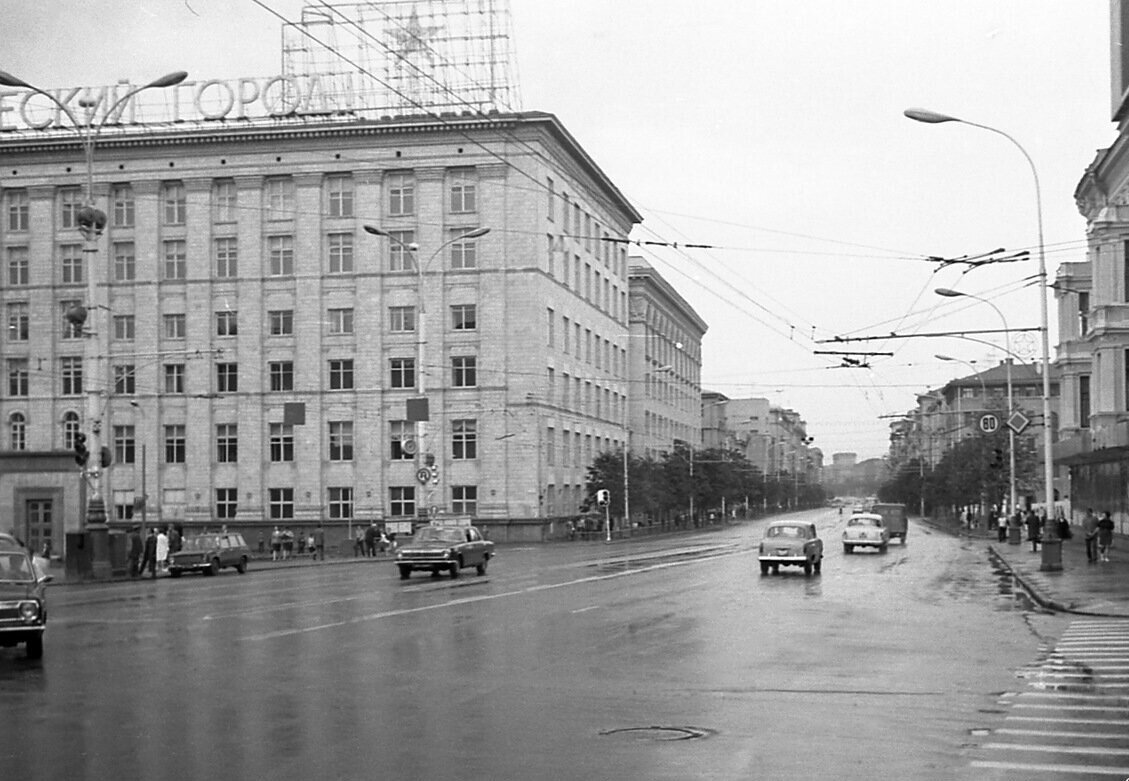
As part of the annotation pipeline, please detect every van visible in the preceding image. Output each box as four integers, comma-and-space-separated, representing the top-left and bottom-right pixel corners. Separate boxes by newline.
871, 503, 908, 543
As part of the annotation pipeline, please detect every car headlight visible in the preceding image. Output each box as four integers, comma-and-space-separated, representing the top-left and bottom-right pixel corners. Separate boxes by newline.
18, 601, 40, 623
441, 549, 452, 559
395, 551, 403, 560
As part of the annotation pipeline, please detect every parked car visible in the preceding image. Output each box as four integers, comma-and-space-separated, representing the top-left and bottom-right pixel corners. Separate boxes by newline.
0, 536, 51, 659
758, 521, 823, 576
395, 523, 494, 579
168, 532, 251, 577
842, 512, 890, 553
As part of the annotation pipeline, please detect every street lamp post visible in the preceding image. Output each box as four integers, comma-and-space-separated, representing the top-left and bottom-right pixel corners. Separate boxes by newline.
905, 108, 1056, 562
936, 290, 1018, 517
0, 69, 187, 578
363, 225, 490, 519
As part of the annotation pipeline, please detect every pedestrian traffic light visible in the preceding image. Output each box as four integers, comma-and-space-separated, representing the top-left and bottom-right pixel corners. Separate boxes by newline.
990, 448, 1004, 469
596, 489, 610, 506
73, 432, 89, 466
100, 446, 112, 469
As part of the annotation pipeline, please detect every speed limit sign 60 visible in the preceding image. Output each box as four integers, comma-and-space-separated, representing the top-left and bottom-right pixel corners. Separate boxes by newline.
979, 414, 999, 433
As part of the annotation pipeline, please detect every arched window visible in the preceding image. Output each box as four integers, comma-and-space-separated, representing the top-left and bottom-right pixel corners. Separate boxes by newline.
9, 412, 26, 451
62, 412, 80, 451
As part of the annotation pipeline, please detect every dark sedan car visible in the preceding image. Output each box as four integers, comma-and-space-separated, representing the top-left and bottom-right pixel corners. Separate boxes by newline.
0, 537, 50, 659
395, 523, 494, 579
168, 532, 251, 577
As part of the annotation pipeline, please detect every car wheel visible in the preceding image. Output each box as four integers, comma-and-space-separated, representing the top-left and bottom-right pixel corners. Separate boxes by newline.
450, 559, 461, 578
236, 557, 248, 574
207, 558, 220, 576
476, 559, 488, 576
169, 569, 182, 578
771, 564, 779, 575
759, 561, 769, 575
844, 544, 853, 554
814, 557, 822, 574
803, 561, 812, 576
25, 634, 43, 660
879, 543, 888, 553
398, 565, 412, 580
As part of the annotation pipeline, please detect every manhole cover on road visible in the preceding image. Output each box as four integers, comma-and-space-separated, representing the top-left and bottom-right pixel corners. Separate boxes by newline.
599, 726, 714, 742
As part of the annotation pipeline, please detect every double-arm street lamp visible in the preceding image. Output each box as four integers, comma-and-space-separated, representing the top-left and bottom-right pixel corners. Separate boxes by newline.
363, 225, 490, 517
905, 108, 1055, 535
0, 69, 187, 577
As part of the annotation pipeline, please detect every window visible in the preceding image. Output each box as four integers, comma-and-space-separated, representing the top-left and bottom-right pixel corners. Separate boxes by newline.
390, 420, 413, 460
270, 423, 294, 462
452, 356, 476, 388
450, 230, 479, 269
111, 185, 135, 228
62, 411, 80, 450
546, 427, 555, 465
327, 308, 353, 335
451, 304, 476, 331
547, 308, 555, 346
329, 359, 354, 390
215, 488, 238, 520
451, 485, 477, 515
388, 230, 416, 272
216, 424, 238, 462
327, 175, 354, 218
6, 190, 29, 231
164, 364, 185, 394
113, 242, 135, 282
328, 233, 354, 273
269, 310, 293, 336
61, 357, 82, 395
165, 424, 186, 463
60, 300, 83, 339
264, 177, 295, 219
162, 182, 186, 225
213, 179, 237, 223
389, 306, 416, 332
452, 419, 477, 460
9, 413, 26, 452
390, 358, 415, 389
7, 302, 28, 341
1079, 291, 1090, 335
215, 237, 238, 278
328, 487, 353, 520
329, 420, 354, 461
8, 359, 28, 397
61, 244, 83, 284
546, 177, 555, 222
269, 361, 294, 392
113, 364, 135, 395
164, 314, 186, 340
113, 425, 136, 464
390, 486, 415, 517
1079, 375, 1091, 429
113, 315, 135, 341
216, 310, 238, 337
163, 240, 187, 280
216, 363, 238, 393
449, 170, 477, 213
7, 247, 28, 286
268, 235, 294, 276
269, 487, 294, 520
388, 172, 414, 216
60, 188, 81, 230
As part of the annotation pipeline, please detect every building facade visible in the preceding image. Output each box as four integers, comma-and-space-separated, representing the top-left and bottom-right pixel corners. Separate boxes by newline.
0, 109, 643, 545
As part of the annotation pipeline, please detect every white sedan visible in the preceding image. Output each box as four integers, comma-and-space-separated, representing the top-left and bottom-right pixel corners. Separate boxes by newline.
843, 512, 890, 553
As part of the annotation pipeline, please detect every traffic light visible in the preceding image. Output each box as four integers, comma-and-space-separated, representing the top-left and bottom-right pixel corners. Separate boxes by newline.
73, 432, 89, 466
596, 489, 610, 506
430, 465, 439, 484
990, 448, 1004, 469
100, 446, 112, 469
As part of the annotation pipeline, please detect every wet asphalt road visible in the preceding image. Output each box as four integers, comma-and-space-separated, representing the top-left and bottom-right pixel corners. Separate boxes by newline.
0, 509, 1069, 780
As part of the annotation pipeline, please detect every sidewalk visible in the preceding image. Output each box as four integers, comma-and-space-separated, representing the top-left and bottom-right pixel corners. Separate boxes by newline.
923, 516, 1129, 617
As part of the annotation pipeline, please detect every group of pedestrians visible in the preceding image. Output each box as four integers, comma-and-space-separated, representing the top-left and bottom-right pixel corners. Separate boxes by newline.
1080, 508, 1117, 563
126, 524, 182, 579
988, 506, 1116, 562
354, 522, 393, 557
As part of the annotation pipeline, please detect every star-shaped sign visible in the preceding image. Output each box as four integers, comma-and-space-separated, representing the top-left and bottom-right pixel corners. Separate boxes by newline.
388, 6, 443, 59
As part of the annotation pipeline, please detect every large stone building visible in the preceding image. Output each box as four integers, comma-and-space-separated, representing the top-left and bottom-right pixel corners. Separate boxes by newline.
0, 104, 647, 547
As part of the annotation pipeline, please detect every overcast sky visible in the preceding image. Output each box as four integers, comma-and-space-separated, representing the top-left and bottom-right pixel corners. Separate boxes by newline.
1, 1, 1114, 459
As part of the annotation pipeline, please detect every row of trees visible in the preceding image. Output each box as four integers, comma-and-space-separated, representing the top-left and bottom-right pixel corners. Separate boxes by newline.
582, 444, 827, 526
879, 429, 1039, 515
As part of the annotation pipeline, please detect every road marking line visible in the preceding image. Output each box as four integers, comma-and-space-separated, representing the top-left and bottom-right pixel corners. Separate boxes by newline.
1008, 715, 1129, 726
995, 728, 1129, 740
980, 743, 1129, 756
570, 605, 601, 614
971, 760, 1129, 775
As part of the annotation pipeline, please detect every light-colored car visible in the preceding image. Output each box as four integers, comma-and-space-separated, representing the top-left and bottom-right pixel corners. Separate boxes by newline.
758, 521, 823, 576
842, 512, 890, 553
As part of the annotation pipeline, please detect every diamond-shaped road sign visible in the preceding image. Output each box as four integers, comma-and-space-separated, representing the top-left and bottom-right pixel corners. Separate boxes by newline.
1007, 411, 1030, 434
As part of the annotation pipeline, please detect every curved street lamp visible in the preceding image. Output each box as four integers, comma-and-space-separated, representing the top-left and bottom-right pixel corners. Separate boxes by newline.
906, 108, 1054, 532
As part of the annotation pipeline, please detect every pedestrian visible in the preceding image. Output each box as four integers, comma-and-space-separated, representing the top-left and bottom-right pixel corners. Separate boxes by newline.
354, 527, 365, 557
1055, 509, 1072, 541
313, 524, 325, 561
1082, 508, 1100, 563
258, 530, 265, 554
379, 527, 390, 554
297, 528, 307, 556
127, 525, 143, 577
1026, 509, 1041, 552
156, 526, 169, 573
141, 528, 158, 579
364, 522, 378, 557
168, 524, 182, 556
282, 528, 294, 560
1097, 511, 1115, 563
996, 509, 1008, 543
270, 526, 283, 561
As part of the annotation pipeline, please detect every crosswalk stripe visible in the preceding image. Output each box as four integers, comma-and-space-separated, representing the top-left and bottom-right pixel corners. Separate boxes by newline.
995, 728, 1129, 739
981, 743, 1129, 756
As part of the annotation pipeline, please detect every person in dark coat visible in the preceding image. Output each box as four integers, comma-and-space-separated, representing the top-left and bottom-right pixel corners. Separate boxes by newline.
1025, 510, 1041, 552
363, 523, 378, 557
1098, 511, 1116, 563
312, 524, 325, 561
141, 528, 158, 579
127, 526, 143, 577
